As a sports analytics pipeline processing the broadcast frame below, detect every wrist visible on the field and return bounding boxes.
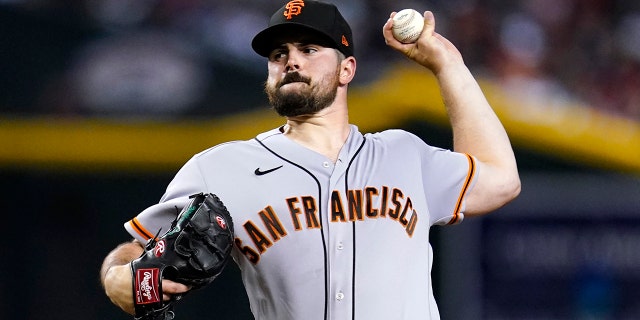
[104,264,135,315]
[430,58,466,78]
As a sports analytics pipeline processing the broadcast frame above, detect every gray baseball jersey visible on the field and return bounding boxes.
[125,124,477,320]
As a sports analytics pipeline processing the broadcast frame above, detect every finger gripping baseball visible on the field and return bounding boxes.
[130,193,235,320]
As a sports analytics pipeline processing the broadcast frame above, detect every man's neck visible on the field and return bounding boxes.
[283,105,350,162]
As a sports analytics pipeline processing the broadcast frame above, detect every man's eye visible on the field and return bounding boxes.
[270,51,287,61]
[303,47,318,54]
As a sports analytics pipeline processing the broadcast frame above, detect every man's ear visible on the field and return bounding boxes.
[339,56,356,84]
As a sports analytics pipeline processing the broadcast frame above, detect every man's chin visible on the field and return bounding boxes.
[279,82,309,91]
[273,102,312,118]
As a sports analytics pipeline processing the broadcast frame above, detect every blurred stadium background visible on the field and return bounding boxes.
[1,0,639,319]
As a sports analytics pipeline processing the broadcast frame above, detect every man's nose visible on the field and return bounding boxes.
[285,50,302,72]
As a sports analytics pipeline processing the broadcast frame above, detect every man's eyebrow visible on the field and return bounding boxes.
[270,41,319,52]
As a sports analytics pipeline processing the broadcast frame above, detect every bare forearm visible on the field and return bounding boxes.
[437,63,515,164]
[436,63,520,214]
[100,240,144,287]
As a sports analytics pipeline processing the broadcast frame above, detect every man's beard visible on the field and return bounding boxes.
[265,70,340,117]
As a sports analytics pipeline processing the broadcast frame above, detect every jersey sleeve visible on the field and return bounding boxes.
[411,134,477,226]
[124,155,208,243]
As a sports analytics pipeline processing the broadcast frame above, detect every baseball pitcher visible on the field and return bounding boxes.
[100,1,520,319]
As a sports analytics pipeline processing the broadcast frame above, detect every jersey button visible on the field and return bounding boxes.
[337,242,344,250]
[322,161,330,168]
[336,292,344,301]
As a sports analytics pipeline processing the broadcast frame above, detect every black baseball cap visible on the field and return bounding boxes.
[252,0,354,58]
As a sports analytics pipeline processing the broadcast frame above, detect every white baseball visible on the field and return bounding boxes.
[392,9,424,44]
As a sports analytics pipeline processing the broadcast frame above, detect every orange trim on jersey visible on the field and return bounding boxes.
[448,154,476,225]
[129,217,154,240]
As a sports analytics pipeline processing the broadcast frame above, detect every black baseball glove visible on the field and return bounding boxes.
[130,193,234,320]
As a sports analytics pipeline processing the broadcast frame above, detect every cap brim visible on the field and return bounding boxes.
[251,23,337,57]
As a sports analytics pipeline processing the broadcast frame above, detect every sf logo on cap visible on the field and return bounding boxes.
[284,0,305,20]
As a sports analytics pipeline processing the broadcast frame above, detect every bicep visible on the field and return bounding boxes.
[463,160,521,217]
